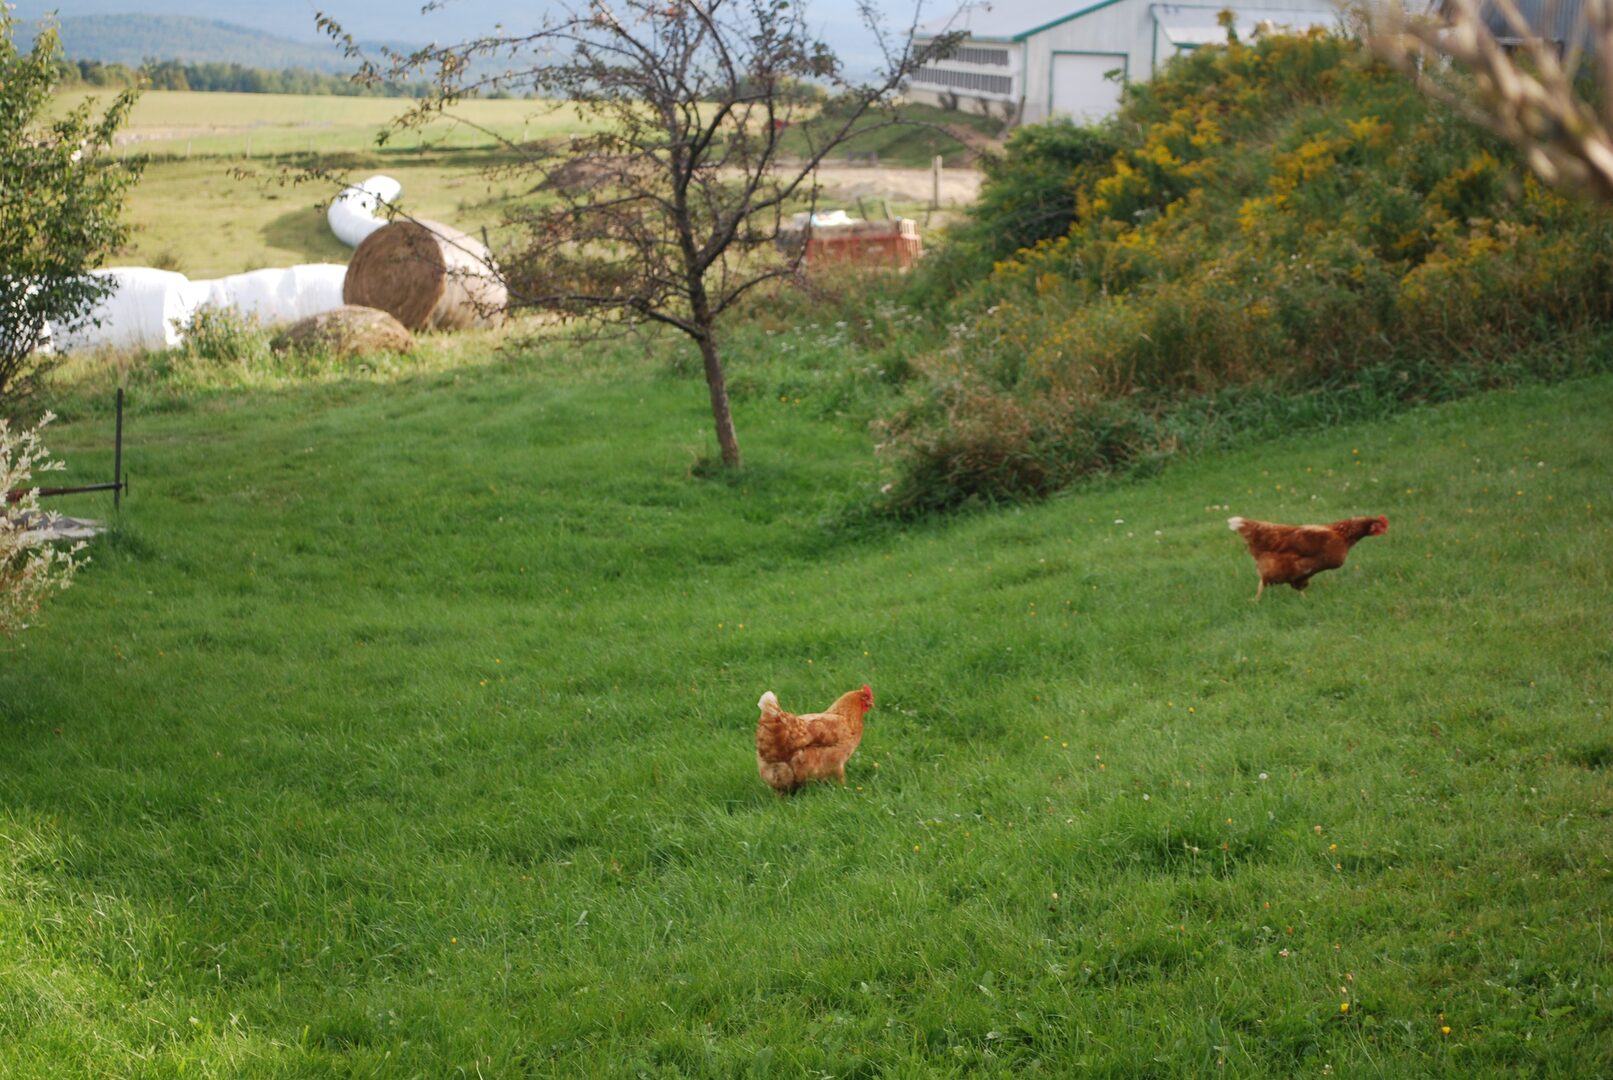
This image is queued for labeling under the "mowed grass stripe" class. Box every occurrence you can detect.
[2,361,1610,1076]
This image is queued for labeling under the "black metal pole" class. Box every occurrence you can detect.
[113,387,124,510]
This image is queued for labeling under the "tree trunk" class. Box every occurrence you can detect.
[697,333,742,469]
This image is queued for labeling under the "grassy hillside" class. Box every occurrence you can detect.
[885,31,1613,513]
[4,343,1610,1075]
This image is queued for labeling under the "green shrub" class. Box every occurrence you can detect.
[907,120,1120,307]
[179,305,274,366]
[880,30,1613,514]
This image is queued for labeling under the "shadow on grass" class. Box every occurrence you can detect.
[258,207,352,266]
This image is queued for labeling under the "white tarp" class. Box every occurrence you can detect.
[788,210,857,229]
[327,175,402,248]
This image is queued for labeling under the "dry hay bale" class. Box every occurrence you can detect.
[343,219,507,331]
[275,305,413,358]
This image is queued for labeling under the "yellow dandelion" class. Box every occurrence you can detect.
[1441,1025,1451,1036]
[1340,1002,1350,1015]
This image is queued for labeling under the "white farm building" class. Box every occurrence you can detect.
[908,1,1343,124]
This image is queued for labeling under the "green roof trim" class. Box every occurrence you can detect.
[1012,0,1132,40]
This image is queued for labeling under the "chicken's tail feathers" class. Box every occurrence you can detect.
[758,691,780,716]
[1227,515,1247,532]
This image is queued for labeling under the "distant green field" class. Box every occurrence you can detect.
[74,91,983,276]
[64,90,586,157]
[53,91,587,275]
[114,154,527,277]
[5,342,1611,1075]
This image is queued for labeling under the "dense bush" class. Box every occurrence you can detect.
[907,120,1120,307]
[879,29,1613,514]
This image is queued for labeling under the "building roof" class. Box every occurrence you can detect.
[915,0,1096,42]
[917,0,1341,42]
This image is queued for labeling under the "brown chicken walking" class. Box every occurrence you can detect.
[755,685,873,794]
[1229,515,1388,601]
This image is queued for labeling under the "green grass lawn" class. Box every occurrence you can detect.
[4,349,1611,1076]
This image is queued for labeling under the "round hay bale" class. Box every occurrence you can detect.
[342,219,507,331]
[275,305,413,359]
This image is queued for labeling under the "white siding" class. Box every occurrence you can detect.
[1020,1,1150,124]
[1050,53,1128,122]
[1017,0,1339,124]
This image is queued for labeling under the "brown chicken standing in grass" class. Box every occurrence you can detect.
[756,685,873,794]
[1229,515,1388,601]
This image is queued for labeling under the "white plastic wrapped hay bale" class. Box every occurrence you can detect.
[343,219,505,331]
[50,268,195,352]
[205,264,347,326]
[285,264,348,319]
[328,176,402,248]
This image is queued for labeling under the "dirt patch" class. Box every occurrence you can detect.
[797,163,983,207]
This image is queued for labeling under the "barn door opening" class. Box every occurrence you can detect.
[1050,53,1126,123]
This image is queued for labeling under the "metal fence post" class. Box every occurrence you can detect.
[113,387,124,511]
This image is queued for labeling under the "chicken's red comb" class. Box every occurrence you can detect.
[861,684,874,708]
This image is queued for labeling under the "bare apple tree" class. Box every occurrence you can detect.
[321,0,956,469]
[1364,0,1613,200]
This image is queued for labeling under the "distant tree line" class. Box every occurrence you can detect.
[56,58,527,98]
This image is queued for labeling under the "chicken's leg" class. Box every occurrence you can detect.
[1252,578,1265,603]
